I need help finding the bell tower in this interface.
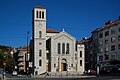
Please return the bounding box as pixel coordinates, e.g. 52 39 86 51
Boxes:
32 6 46 75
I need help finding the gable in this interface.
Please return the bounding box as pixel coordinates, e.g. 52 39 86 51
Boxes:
52 31 76 42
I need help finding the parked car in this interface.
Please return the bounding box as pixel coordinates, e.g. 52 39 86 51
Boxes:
86 69 97 75
12 71 17 76
90 70 97 75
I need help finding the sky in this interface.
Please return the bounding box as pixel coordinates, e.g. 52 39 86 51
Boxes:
0 0 120 48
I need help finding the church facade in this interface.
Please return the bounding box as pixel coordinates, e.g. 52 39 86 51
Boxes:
30 6 85 75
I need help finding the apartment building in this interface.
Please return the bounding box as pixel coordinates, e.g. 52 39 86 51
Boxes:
79 37 96 70
92 18 120 69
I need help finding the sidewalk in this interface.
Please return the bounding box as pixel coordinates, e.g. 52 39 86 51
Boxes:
31 74 96 78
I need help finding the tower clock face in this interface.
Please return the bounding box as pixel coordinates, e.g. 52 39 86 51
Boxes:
39 23 42 27
37 23 42 27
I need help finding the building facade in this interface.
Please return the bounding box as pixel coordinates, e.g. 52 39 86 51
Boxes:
79 37 96 71
92 19 120 70
13 46 29 74
30 6 85 75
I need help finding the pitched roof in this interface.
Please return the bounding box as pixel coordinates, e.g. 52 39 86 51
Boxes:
35 6 46 9
46 28 59 33
92 20 120 33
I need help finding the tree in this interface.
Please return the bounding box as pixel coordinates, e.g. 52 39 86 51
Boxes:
0 46 14 73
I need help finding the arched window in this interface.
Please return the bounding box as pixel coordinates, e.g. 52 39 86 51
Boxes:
39 59 42 66
80 51 82 57
42 11 44 19
39 31 42 38
39 50 42 56
39 11 41 18
62 43 65 54
36 11 38 18
66 43 69 54
58 43 61 54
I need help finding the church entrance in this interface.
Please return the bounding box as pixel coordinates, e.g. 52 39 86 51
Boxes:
61 63 67 71
61 59 67 71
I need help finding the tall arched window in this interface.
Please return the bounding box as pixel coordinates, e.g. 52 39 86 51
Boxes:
39 31 42 38
39 59 42 66
58 43 61 54
36 11 38 18
62 43 65 54
39 50 42 56
42 11 44 19
66 43 69 54
39 11 41 18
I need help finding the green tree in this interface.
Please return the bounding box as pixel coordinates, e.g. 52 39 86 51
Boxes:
0 46 14 73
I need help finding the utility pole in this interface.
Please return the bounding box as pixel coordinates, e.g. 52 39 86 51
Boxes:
26 31 30 75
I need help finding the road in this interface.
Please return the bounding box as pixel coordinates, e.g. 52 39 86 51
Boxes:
3 74 120 80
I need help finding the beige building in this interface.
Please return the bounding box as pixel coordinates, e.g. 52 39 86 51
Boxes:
13 46 29 74
30 6 85 75
92 19 120 69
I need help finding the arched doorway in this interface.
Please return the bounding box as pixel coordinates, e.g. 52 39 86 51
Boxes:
61 59 67 71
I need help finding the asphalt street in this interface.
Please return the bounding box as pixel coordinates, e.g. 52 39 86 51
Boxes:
1 73 120 80
4 75 120 80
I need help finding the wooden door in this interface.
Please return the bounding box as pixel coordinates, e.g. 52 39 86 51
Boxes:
61 63 64 71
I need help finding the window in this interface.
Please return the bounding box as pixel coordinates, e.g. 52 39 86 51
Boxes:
58 43 61 54
39 42 42 45
104 54 109 60
66 43 69 54
36 11 38 18
99 41 103 45
39 31 42 38
111 55 115 59
105 47 108 53
54 64 56 68
118 44 120 49
71 64 73 67
39 50 42 56
111 29 115 34
105 31 109 36
39 11 41 18
99 33 103 38
42 11 44 19
62 43 65 54
80 60 82 66
39 60 42 66
119 28 120 32
118 35 120 41
100 48 103 53
99 56 103 61
105 39 109 44
80 51 82 57
111 37 115 42
111 45 115 51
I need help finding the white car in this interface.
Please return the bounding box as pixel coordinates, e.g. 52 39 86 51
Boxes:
12 71 17 76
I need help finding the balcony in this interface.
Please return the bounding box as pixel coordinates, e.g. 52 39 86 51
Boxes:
17 58 23 62
18 52 24 57
19 67 24 70
18 62 24 66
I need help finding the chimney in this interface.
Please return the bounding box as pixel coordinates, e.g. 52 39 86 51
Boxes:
105 20 112 25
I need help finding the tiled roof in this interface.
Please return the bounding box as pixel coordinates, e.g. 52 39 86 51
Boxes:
46 28 59 33
93 20 120 33
35 6 46 9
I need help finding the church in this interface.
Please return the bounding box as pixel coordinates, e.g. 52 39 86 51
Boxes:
30 6 85 75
